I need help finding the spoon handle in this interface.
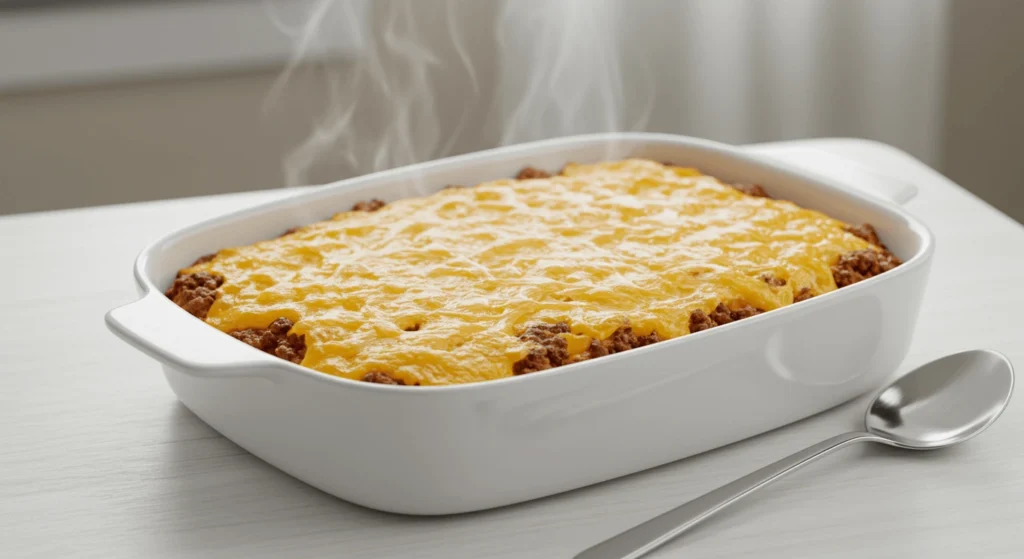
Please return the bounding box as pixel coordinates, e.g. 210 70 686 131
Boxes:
575 431 883 559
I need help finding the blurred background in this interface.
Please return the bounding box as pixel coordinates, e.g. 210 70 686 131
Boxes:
1 0 1022 221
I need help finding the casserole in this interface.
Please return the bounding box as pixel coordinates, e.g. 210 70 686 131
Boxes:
166 157 899 386
106 133 934 514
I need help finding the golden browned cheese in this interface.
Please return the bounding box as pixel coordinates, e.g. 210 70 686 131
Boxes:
184 159 875 385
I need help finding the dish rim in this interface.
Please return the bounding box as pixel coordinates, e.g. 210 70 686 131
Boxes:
114 132 935 394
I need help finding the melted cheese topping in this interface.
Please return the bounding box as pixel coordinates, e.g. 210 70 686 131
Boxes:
186 159 873 385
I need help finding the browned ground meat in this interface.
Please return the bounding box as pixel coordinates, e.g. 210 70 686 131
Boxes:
832 249 902 288
513 322 662 374
515 167 551 180
352 199 386 212
689 303 764 333
570 325 660 362
794 287 815 302
165 272 223 319
604 325 660 352
688 310 717 333
228 317 307 364
844 223 886 249
513 322 570 375
730 183 771 198
362 371 408 385
762 273 787 287
191 253 217 266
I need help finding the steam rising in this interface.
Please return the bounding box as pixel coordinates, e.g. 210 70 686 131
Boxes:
497 0 654 145
268 0 654 186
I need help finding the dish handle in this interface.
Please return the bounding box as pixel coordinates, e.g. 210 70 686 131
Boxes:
747 145 919 205
105 293 276 378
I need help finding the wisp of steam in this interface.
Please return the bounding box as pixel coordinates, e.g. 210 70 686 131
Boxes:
267 0 655 186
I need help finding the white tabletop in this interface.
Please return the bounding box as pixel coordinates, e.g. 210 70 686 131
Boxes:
3 139 1023 559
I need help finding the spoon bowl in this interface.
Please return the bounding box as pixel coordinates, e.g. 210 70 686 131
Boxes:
578 349 1014 559
867 350 1014 449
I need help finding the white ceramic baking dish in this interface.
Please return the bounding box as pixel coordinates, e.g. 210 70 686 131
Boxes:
106 133 933 515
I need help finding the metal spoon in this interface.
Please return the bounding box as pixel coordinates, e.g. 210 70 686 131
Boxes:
576 349 1014 559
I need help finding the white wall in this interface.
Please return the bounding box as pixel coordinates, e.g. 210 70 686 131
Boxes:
0 65 333 213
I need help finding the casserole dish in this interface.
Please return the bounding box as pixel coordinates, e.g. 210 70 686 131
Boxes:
106 133 934 514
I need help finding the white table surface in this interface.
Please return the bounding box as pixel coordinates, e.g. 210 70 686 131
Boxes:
2 139 1023 559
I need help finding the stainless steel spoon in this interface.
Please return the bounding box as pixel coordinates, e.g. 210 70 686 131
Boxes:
576 349 1014 559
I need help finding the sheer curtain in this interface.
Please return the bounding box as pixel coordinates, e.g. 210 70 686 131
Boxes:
278 0 951 182
496 0 950 164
